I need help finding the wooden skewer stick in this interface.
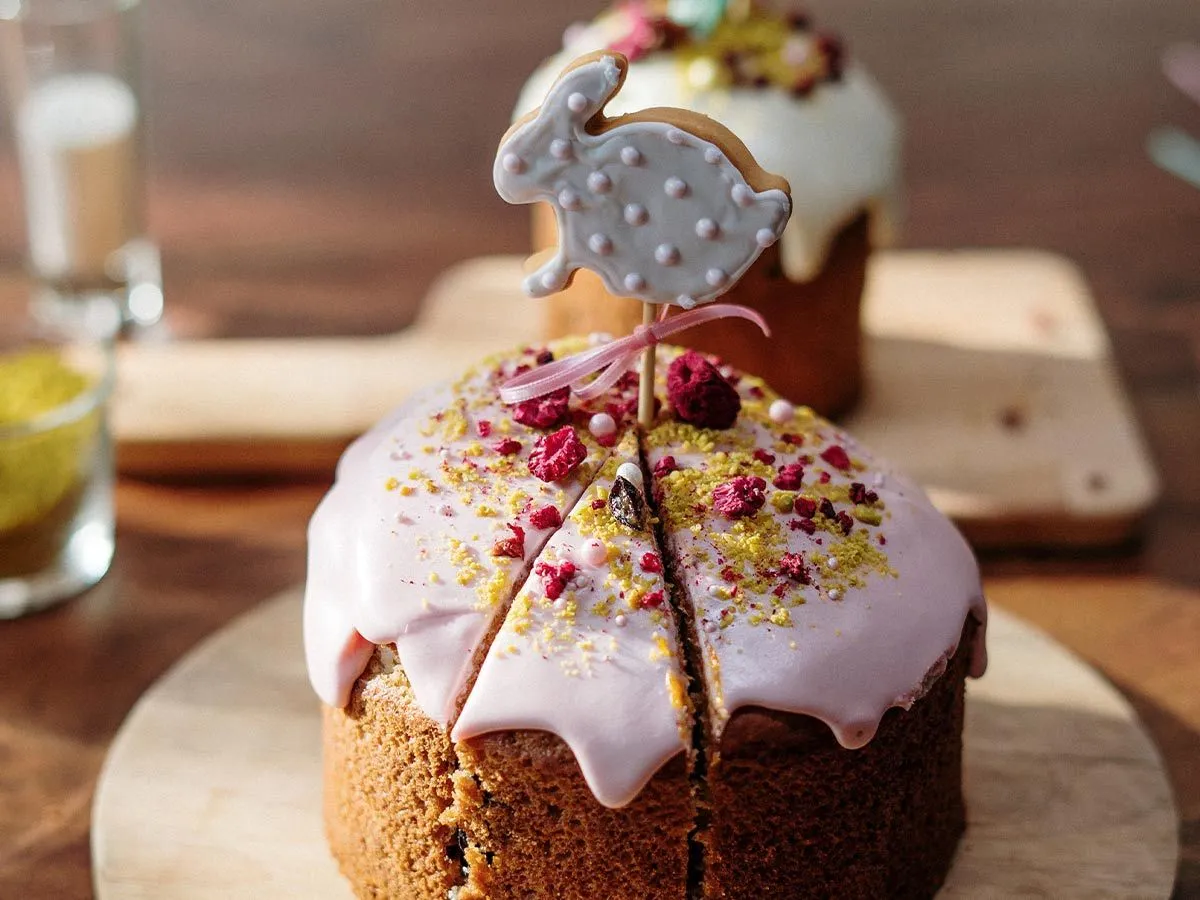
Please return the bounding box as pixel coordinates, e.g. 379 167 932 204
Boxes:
638 302 656 430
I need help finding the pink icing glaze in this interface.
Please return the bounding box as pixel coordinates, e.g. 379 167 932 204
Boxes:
304 343 988 806
303 351 625 721
454 439 690 808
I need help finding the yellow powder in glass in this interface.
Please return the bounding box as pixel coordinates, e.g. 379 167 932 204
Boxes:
0 350 95 535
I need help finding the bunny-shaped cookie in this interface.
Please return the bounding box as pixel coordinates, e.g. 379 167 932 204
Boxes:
496 51 791 308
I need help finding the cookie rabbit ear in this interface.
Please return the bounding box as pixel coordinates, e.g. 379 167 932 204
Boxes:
541 51 627 136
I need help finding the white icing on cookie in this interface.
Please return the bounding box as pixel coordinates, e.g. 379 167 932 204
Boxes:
496 53 791 307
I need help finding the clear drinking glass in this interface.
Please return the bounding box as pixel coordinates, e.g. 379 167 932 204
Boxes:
0 0 162 331
0 308 116 617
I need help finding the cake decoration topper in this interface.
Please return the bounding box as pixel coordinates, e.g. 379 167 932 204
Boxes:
495 50 791 427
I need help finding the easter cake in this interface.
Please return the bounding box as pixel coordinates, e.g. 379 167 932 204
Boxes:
304 49 983 900
515 2 902 417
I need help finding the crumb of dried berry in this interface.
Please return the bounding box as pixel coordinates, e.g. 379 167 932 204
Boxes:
513 386 570 429
529 505 562 530
527 426 586 483
667 350 741 429
779 552 812 584
795 496 818 518
753 448 776 465
773 463 805 490
654 456 679 478
641 552 663 574
493 438 522 456
820 445 852 471
713 475 767 519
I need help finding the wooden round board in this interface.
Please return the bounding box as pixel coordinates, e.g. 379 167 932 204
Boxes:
91 589 1179 899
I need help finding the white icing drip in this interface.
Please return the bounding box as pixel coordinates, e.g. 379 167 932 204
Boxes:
517 54 901 283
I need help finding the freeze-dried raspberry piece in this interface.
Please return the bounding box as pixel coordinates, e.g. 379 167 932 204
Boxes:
527 426 587 483
513 387 570 430
667 350 741 429
640 552 663 574
779 552 812 584
491 523 525 559
535 559 577 600
791 518 817 535
753 449 776 465
653 456 679 478
535 348 555 365
794 496 818 519
819 498 837 520
477 420 492 438
773 463 805 490
820 445 852 471
639 590 665 609
493 438 522 456
836 511 855 535
713 476 767 519
529 505 562 530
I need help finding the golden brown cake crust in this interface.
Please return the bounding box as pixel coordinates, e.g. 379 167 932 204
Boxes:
535 208 870 419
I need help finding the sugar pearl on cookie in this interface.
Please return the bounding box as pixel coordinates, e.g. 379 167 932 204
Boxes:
620 146 642 166
704 146 723 165
667 128 686 145
696 218 720 240
664 177 688 198
656 243 680 266
828 557 840 571
589 233 613 255
587 171 612 194
732 184 754 207
566 91 588 113
558 188 581 211
828 588 842 601
769 399 796 424
706 268 728 287
624 203 648 225
553 596 568 611
614 614 628 628
756 227 779 248
580 539 608 567
501 153 525 174
624 272 646 292
550 138 573 160
588 412 617 439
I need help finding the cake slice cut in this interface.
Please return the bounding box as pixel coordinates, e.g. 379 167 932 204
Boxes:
305 343 633 725
450 434 694 898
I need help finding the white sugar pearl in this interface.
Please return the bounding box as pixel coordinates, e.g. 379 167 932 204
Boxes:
624 203 648 225
677 294 697 309
558 188 581 211
732 184 754 207
587 171 612 194
588 233 613 255
616 462 644 491
553 596 568 610
624 272 646 292
615 614 628 628
667 128 686 145
540 270 563 291
550 138 573 160
756 227 778 248
828 588 842 601
704 146 723 165
706 584 724 597
620 146 642 166
655 243 680 266
705 268 728 287
827 557 840 571
664 176 688 198
588 412 617 438
501 153 525 174
567 92 588 113
768 399 795 424
695 218 720 240
580 538 608 567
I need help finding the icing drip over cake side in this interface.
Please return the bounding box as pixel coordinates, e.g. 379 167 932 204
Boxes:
644 348 986 748
454 435 691 808
304 341 637 723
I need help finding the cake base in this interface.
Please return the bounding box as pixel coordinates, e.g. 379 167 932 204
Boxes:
91 588 1179 900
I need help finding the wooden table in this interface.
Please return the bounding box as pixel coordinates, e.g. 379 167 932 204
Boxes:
0 1 1198 896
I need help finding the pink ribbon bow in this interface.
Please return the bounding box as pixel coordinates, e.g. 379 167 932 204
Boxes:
499 304 771 405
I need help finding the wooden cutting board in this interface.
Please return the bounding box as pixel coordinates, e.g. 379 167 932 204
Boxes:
112 250 1159 547
90 589 1179 899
